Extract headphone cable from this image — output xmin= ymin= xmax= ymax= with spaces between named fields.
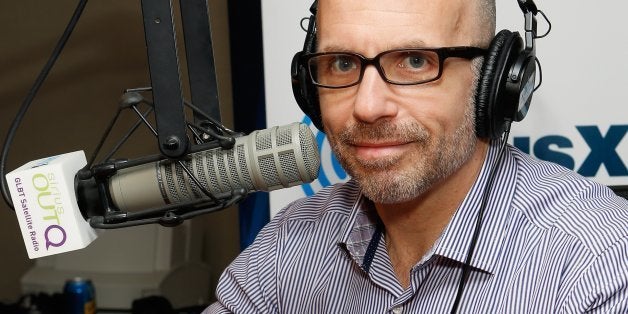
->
xmin=449 ymin=121 xmax=511 ymax=314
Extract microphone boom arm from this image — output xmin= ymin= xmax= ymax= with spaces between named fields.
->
xmin=140 ymin=0 xmax=222 ymax=159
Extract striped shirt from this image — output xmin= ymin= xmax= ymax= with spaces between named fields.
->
xmin=204 ymin=141 xmax=628 ymax=313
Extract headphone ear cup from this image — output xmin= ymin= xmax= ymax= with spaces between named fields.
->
xmin=291 ymin=52 xmax=323 ymax=131
xmin=291 ymin=11 xmax=325 ymax=132
xmin=304 ymin=81 xmax=323 ymax=131
xmin=475 ymin=30 xmax=522 ymax=139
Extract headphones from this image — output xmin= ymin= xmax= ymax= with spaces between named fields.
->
xmin=291 ymin=0 xmax=547 ymax=139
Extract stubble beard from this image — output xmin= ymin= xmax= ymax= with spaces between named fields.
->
xmin=327 ymin=96 xmax=478 ymax=205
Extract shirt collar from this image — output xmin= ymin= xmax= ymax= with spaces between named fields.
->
xmin=338 ymin=189 xmax=380 ymax=268
xmin=434 ymin=139 xmax=517 ymax=274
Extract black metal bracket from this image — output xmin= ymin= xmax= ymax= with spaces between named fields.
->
xmin=140 ymin=0 xmax=221 ymax=158
xmin=179 ymin=0 xmax=221 ymax=126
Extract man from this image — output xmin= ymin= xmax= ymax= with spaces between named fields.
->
xmin=205 ymin=0 xmax=628 ymax=312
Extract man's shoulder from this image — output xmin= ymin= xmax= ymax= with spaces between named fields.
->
xmin=272 ymin=179 xmax=361 ymax=228
xmin=509 ymin=147 xmax=628 ymax=253
xmin=509 ymin=146 xmax=622 ymax=203
xmin=242 ymin=180 xmax=362 ymax=258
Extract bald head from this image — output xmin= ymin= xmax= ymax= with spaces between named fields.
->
xmin=316 ymin=0 xmax=496 ymax=48
xmin=474 ymin=0 xmax=497 ymax=47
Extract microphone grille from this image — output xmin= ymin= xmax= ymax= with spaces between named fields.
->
xmin=252 ymin=122 xmax=320 ymax=191
xmin=158 ymin=123 xmax=320 ymax=205
xmin=297 ymin=122 xmax=320 ymax=180
xmin=256 ymin=130 xmax=273 ymax=151
xmin=236 ymin=144 xmax=254 ymax=188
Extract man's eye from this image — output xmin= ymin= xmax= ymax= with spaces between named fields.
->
xmin=402 ymin=55 xmax=427 ymax=69
xmin=332 ymin=56 xmax=357 ymax=72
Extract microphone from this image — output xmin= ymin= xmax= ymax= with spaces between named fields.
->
xmin=5 ymin=122 xmax=320 ymax=258
xmin=96 ymin=122 xmax=320 ymax=212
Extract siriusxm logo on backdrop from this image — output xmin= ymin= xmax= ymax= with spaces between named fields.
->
xmin=301 ymin=116 xmax=349 ymax=196
xmin=513 ymin=125 xmax=628 ymax=178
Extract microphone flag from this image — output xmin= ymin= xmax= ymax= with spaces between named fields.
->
xmin=6 ymin=151 xmax=99 ymax=259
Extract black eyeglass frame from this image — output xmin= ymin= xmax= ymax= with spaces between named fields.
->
xmin=302 ymin=46 xmax=487 ymax=89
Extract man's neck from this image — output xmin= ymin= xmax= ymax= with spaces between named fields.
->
xmin=374 ymin=140 xmax=490 ymax=288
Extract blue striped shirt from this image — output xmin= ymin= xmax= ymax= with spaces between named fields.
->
xmin=204 ymin=141 xmax=628 ymax=313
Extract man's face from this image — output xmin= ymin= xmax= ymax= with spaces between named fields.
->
xmin=317 ymin=0 xmax=482 ymax=204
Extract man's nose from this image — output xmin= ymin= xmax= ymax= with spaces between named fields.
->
xmin=352 ymin=65 xmax=399 ymax=123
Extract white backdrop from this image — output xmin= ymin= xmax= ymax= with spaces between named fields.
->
xmin=262 ymin=1 xmax=628 ymax=216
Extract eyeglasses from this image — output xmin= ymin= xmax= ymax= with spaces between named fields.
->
xmin=303 ymin=47 xmax=487 ymax=89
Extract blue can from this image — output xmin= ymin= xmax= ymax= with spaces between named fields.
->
xmin=63 ymin=277 xmax=96 ymax=314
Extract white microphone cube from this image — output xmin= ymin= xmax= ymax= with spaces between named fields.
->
xmin=5 ymin=151 xmax=99 ymax=259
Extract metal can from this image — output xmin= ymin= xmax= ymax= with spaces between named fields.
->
xmin=63 ymin=277 xmax=96 ymax=314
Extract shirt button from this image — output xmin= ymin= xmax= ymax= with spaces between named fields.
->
xmin=391 ymin=306 xmax=403 ymax=314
